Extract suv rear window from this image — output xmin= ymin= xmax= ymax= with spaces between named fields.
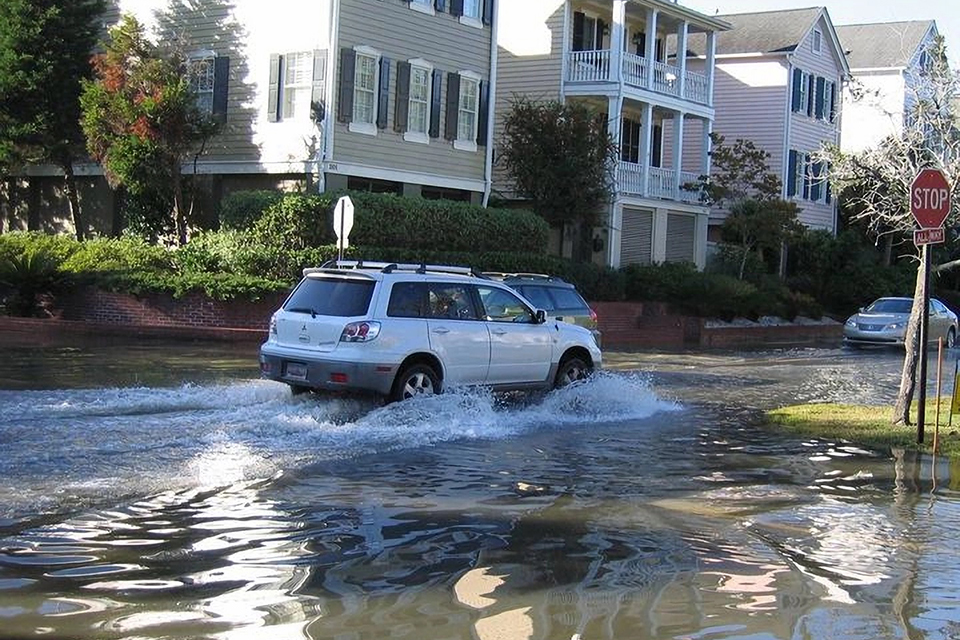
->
xmin=284 ymin=277 xmax=374 ymax=317
xmin=515 ymin=285 xmax=589 ymax=312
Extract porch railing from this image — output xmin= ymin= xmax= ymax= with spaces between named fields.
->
xmin=617 ymin=163 xmax=704 ymax=203
xmin=565 ymin=50 xmax=711 ymax=106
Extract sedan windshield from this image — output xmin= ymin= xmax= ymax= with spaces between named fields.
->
xmin=866 ymin=299 xmax=913 ymax=314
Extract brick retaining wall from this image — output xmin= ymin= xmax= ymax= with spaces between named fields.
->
xmin=11 ymin=288 xmax=842 ymax=349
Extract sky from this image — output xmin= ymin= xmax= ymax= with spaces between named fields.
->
xmin=679 ymin=0 xmax=960 ymax=63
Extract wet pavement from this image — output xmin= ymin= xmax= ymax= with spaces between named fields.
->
xmin=1 ymin=336 xmax=959 ymax=639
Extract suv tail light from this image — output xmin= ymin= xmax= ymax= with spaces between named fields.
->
xmin=269 ymin=313 xmax=278 ymax=335
xmin=590 ymin=308 xmax=598 ymax=323
xmin=340 ymin=321 xmax=381 ymax=342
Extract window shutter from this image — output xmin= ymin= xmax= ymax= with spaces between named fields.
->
xmin=665 ymin=213 xmax=696 ymax=263
xmin=212 ymin=56 xmax=229 ymax=124
xmin=338 ymin=48 xmax=356 ymax=123
xmin=802 ymin=154 xmax=811 ymax=199
xmin=476 ymin=80 xmax=489 ymax=145
xmin=596 ymin=19 xmax=606 ymax=49
xmin=444 ymin=72 xmax=460 ymax=140
xmin=429 ymin=70 xmax=442 ymax=138
xmin=435 ymin=0 xmax=446 ymax=10
xmin=395 ymin=61 xmax=411 ymax=133
xmin=806 ymin=74 xmax=815 ymax=116
xmin=815 ymin=76 xmax=825 ymax=119
xmin=311 ymin=50 xmax=327 ymax=123
xmin=573 ymin=12 xmax=585 ymax=52
xmin=825 ymin=162 xmax=833 ymax=203
xmin=268 ymin=53 xmax=281 ymax=122
xmin=829 ymin=81 xmax=837 ymax=122
xmin=636 ymin=32 xmax=646 ymax=56
xmin=482 ymin=0 xmax=493 ymax=25
xmin=656 ymin=38 xmax=664 ymax=62
xmin=791 ymin=68 xmax=801 ymax=112
xmin=787 ymin=150 xmax=797 ymax=196
xmin=651 ymin=123 xmax=663 ymax=167
xmin=450 ymin=0 xmax=463 ymax=17
xmin=377 ymin=57 xmax=391 ymax=129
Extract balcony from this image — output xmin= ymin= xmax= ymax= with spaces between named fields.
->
xmin=566 ymin=50 xmax=710 ymax=106
xmin=618 ymin=162 xmax=701 ymax=203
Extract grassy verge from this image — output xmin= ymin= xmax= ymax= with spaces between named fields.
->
xmin=766 ymin=401 xmax=960 ymax=459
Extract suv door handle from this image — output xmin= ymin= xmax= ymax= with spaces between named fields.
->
xmin=432 ymin=327 xmax=450 ymax=334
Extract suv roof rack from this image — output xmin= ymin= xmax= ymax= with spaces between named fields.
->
xmin=315 ymin=259 xmax=486 ymax=278
xmin=483 ymin=272 xmax=569 ymax=284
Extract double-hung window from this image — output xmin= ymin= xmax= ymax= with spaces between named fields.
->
xmin=798 ymin=71 xmax=809 ymax=114
xmin=282 ymin=51 xmax=312 ymax=119
xmin=188 ymin=53 xmax=216 ymax=115
xmin=461 ymin=0 xmax=481 ymax=26
xmin=352 ymin=48 xmax=379 ymax=133
xmin=407 ymin=63 xmax=431 ymax=142
xmin=456 ymin=74 xmax=480 ymax=151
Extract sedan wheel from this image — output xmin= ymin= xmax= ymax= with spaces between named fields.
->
xmin=948 ymin=328 xmax=957 ymax=349
xmin=391 ymin=364 xmax=440 ymax=402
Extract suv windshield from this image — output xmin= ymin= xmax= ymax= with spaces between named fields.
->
xmin=284 ymin=277 xmax=374 ymax=317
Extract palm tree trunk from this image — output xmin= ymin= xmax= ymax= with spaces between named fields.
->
xmin=172 ymin=164 xmax=187 ymax=246
xmin=893 ymin=263 xmax=926 ymax=425
xmin=60 ymin=159 xmax=84 ymax=241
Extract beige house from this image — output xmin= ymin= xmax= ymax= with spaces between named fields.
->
xmin=836 ymin=20 xmax=940 ymax=155
xmin=684 ymin=7 xmax=849 ymax=239
xmin=495 ymin=0 xmax=730 ymax=269
xmin=2 ymin=0 xmax=497 ymax=235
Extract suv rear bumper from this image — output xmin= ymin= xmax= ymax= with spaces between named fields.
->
xmin=259 ymin=343 xmax=397 ymax=396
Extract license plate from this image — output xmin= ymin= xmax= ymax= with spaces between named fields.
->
xmin=285 ymin=362 xmax=307 ymax=380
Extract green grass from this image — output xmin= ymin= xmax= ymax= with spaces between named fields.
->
xmin=766 ymin=401 xmax=960 ymax=459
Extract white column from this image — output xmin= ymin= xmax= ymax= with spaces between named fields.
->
xmin=611 ymin=0 xmax=626 ymax=83
xmin=701 ymin=118 xmax=713 ymax=176
xmin=672 ymin=111 xmax=685 ymax=196
xmin=639 ymin=102 xmax=654 ymax=197
xmin=677 ymin=21 xmax=688 ymax=99
xmin=644 ymin=8 xmax=658 ymax=90
xmin=607 ymin=202 xmax=622 ymax=268
xmin=705 ymin=31 xmax=717 ymax=106
xmin=608 ymin=95 xmax=623 ymax=185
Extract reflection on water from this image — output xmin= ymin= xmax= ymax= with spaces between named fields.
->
xmin=2 ymin=343 xmax=960 ymax=638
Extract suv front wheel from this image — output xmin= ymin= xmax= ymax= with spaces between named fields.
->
xmin=554 ymin=356 xmax=591 ymax=389
xmin=391 ymin=363 xmax=441 ymax=402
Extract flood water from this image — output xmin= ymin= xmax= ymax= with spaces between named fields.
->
xmin=2 ymin=336 xmax=960 ymax=640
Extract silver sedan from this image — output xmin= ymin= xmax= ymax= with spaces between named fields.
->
xmin=843 ymin=296 xmax=958 ymax=347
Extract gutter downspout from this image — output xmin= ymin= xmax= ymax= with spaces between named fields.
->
xmin=320 ymin=0 xmax=341 ymax=193
xmin=482 ymin=0 xmax=499 ymax=207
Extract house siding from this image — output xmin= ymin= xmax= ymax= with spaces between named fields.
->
xmin=334 ymin=0 xmax=491 ymax=184
xmin=786 ymin=15 xmax=843 ymax=230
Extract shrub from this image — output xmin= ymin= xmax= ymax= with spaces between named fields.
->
xmin=219 ymin=190 xmax=283 ymax=230
xmin=0 ymin=246 xmax=72 ymax=317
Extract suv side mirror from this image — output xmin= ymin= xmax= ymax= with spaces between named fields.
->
xmin=535 ymin=309 xmax=547 ymax=324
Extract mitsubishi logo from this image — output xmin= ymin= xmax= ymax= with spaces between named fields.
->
xmin=300 ymin=324 xmax=307 ymax=332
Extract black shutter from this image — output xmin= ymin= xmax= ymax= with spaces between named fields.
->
xmin=450 ymin=0 xmax=463 ymax=17
xmin=802 ymin=154 xmax=811 ymax=199
xmin=829 ymin=81 xmax=837 ymax=122
xmin=444 ymin=72 xmax=460 ymax=140
xmin=311 ymin=50 xmax=326 ymax=123
xmin=652 ymin=123 xmax=662 ymax=168
xmin=338 ymin=48 xmax=355 ymax=123
xmin=435 ymin=0 xmax=446 ymax=10
xmin=825 ymin=162 xmax=833 ymax=203
xmin=212 ymin=56 xmax=229 ymax=124
xmin=596 ymin=19 xmax=606 ymax=49
xmin=268 ymin=53 xmax=281 ymax=122
xmin=429 ymin=69 xmax=442 ymax=138
xmin=815 ymin=76 xmax=825 ymax=119
xmin=636 ymin=32 xmax=646 ymax=56
xmin=572 ymin=12 xmax=585 ymax=52
xmin=482 ymin=0 xmax=493 ymax=25
xmin=791 ymin=68 xmax=801 ymax=112
xmin=806 ymin=74 xmax=815 ymax=116
xmin=655 ymin=38 xmax=664 ymax=62
xmin=787 ymin=150 xmax=797 ymax=196
xmin=377 ymin=57 xmax=391 ymax=129
xmin=395 ymin=61 xmax=411 ymax=133
xmin=476 ymin=80 xmax=489 ymax=145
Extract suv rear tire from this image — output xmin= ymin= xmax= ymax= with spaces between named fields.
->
xmin=391 ymin=363 xmax=441 ymax=402
xmin=554 ymin=356 xmax=590 ymax=389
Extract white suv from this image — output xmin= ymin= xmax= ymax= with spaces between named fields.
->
xmin=259 ymin=261 xmax=602 ymax=401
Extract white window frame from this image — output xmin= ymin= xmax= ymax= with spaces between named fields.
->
xmin=282 ymin=50 xmax=312 ymax=120
xmin=792 ymin=150 xmax=805 ymax=201
xmin=821 ymin=80 xmax=832 ymax=122
xmin=410 ymin=0 xmax=435 ymax=15
xmin=813 ymin=29 xmax=822 ymax=53
xmin=454 ymin=70 xmax=481 ymax=152
xmin=405 ymin=58 xmax=433 ymax=144
xmin=350 ymin=45 xmax=380 ymax=136
xmin=798 ymin=71 xmax=809 ymax=115
xmin=187 ymin=50 xmax=216 ymax=115
xmin=460 ymin=0 xmax=483 ymax=28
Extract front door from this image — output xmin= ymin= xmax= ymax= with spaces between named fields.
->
xmin=475 ymin=285 xmax=552 ymax=385
xmin=426 ymin=282 xmax=490 ymax=386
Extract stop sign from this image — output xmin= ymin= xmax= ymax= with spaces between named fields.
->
xmin=911 ymin=168 xmax=952 ymax=229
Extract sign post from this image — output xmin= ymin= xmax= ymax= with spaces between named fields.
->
xmin=911 ymin=168 xmax=952 ymax=443
xmin=333 ymin=195 xmax=355 ymax=263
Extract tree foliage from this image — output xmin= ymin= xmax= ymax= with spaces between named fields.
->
xmin=498 ymin=97 xmax=616 ymax=260
xmin=80 ymin=14 xmax=219 ymax=245
xmin=721 ymin=198 xmax=803 ymax=280
xmin=698 ymin=133 xmax=782 ymax=207
xmin=0 ymin=0 xmax=106 ymax=240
